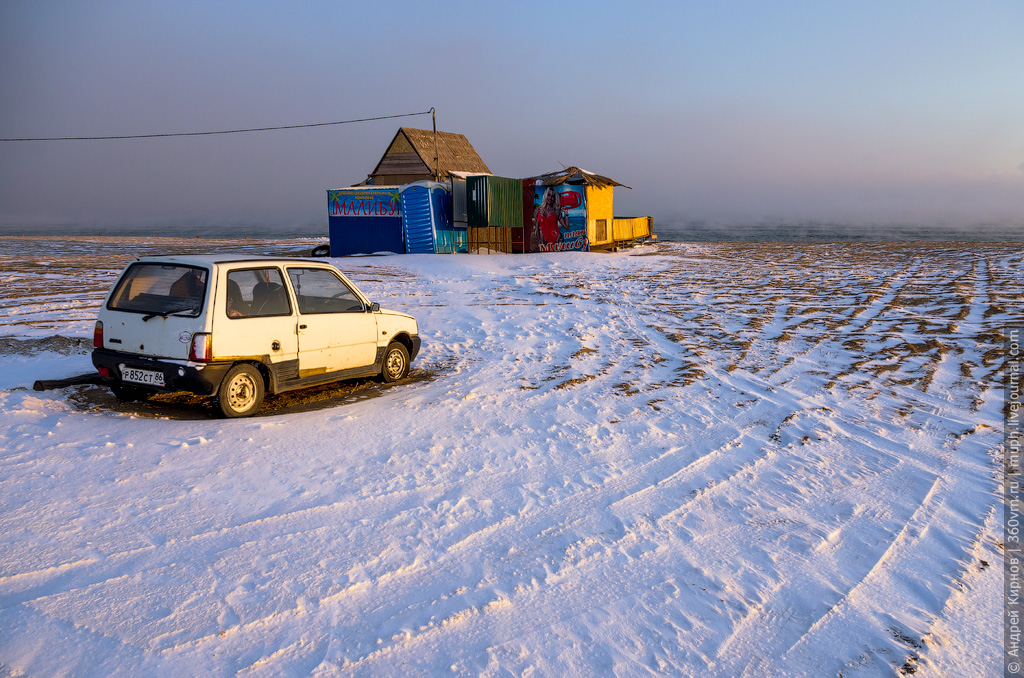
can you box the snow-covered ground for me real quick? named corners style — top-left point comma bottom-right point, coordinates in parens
top-left (0, 236), bottom-right (1017, 677)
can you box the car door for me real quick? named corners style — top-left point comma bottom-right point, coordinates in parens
top-left (285, 266), bottom-right (378, 375)
top-left (217, 266), bottom-right (298, 365)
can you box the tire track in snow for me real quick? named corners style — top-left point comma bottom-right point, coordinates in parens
top-left (304, 404), bottom-right (835, 670)
top-left (710, 422), bottom-right (997, 676)
top-left (160, 393), bottom-right (802, 670)
top-left (713, 472), bottom-right (944, 676)
top-left (337, 415), bottom-right (993, 676)
top-left (915, 503), bottom-right (1002, 677)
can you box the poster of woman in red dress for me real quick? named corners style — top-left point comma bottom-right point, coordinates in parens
top-left (524, 182), bottom-right (588, 252)
top-left (533, 187), bottom-right (568, 249)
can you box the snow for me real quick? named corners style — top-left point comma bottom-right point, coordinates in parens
top-left (0, 237), bottom-right (1016, 677)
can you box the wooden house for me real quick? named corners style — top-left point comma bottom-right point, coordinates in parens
top-left (366, 127), bottom-right (491, 186)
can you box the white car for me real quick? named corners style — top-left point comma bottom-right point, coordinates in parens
top-left (92, 255), bottom-right (421, 417)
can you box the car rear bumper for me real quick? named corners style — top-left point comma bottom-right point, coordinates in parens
top-left (92, 348), bottom-right (234, 397)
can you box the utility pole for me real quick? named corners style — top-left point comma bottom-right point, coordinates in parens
top-left (431, 107), bottom-right (439, 179)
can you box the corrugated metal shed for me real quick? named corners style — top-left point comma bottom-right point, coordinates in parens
top-left (467, 175), bottom-right (523, 229)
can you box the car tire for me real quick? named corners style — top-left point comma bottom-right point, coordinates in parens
top-left (311, 244), bottom-right (331, 257)
top-left (380, 342), bottom-right (410, 383)
top-left (217, 364), bottom-right (264, 418)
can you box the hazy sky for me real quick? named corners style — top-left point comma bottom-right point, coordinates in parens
top-left (2, 0), bottom-right (1022, 231)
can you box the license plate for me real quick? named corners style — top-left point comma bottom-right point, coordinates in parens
top-left (119, 365), bottom-right (165, 387)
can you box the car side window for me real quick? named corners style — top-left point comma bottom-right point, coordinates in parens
top-left (225, 268), bottom-right (291, 318)
top-left (287, 267), bottom-right (365, 314)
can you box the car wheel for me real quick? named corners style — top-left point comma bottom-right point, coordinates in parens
top-left (380, 342), bottom-right (410, 383)
top-left (217, 364), bottom-right (264, 417)
top-left (311, 244), bottom-right (330, 257)
top-left (111, 384), bottom-right (147, 402)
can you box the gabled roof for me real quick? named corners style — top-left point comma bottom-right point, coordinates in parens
top-left (527, 166), bottom-right (631, 189)
top-left (371, 127), bottom-right (491, 180)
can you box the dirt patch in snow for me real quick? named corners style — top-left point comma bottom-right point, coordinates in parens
top-left (0, 336), bottom-right (92, 355)
top-left (63, 367), bottom-right (439, 419)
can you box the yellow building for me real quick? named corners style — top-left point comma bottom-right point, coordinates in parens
top-left (525, 167), bottom-right (654, 251)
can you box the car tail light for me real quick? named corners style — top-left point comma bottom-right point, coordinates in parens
top-left (97, 367), bottom-right (111, 378)
top-left (93, 321), bottom-right (103, 348)
top-left (189, 333), bottom-right (213, 362)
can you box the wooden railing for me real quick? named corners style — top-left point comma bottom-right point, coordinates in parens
top-left (612, 216), bottom-right (653, 242)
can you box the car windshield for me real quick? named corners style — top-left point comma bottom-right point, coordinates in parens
top-left (108, 263), bottom-right (208, 317)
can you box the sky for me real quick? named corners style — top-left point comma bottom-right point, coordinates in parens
top-left (1, 0), bottom-right (1023, 233)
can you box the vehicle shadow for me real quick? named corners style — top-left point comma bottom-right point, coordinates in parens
top-left (66, 369), bottom-right (437, 420)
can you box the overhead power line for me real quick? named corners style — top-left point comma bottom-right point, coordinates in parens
top-left (0, 109), bottom-right (434, 142)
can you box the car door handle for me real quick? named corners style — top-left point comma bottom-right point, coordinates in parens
top-left (299, 324), bottom-right (307, 329)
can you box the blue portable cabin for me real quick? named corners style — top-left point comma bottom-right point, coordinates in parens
top-left (400, 181), bottom-right (464, 254)
top-left (326, 187), bottom-right (405, 256)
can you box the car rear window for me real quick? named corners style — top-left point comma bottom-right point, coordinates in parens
top-left (108, 263), bottom-right (208, 317)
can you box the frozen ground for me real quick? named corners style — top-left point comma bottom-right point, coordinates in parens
top-left (0, 236), bottom-right (1017, 677)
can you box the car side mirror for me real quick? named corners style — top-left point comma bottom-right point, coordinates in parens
top-left (369, 302), bottom-right (380, 312)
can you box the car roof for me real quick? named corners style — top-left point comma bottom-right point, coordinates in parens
top-left (129, 254), bottom-right (328, 267)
